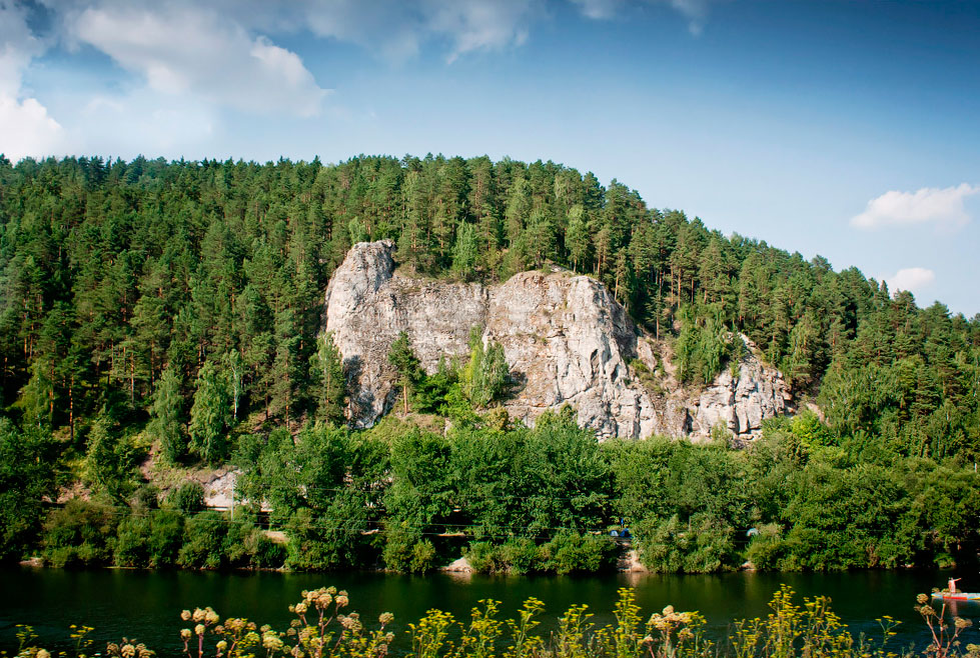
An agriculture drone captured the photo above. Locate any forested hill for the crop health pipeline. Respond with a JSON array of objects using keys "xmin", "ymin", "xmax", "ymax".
[{"xmin": 0, "ymin": 153, "xmax": 978, "ymax": 462}]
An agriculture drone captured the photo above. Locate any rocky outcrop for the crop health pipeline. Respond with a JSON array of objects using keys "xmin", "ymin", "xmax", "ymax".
[
  {"xmin": 323, "ymin": 240, "xmax": 793, "ymax": 441},
  {"xmin": 689, "ymin": 335, "xmax": 792, "ymax": 441}
]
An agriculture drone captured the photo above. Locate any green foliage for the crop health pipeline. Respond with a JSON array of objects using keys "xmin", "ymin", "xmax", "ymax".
[
  {"xmin": 147, "ymin": 366, "xmax": 187, "ymax": 464},
  {"xmin": 149, "ymin": 509, "xmax": 186, "ymax": 568},
  {"xmin": 461, "ymin": 329, "xmax": 510, "ymax": 408},
  {"xmin": 635, "ymin": 513, "xmax": 736, "ymax": 573},
  {"xmin": 178, "ymin": 511, "xmax": 227, "ymax": 569},
  {"xmin": 2, "ymin": 153, "xmax": 980, "ymax": 574},
  {"xmin": 222, "ymin": 517, "xmax": 286, "ymax": 569},
  {"xmin": 114, "ymin": 514, "xmax": 152, "ymax": 567},
  {"xmin": 0, "ymin": 154, "xmax": 977, "ymax": 483},
  {"xmin": 188, "ymin": 360, "xmax": 233, "ymax": 465},
  {"xmin": 674, "ymin": 305, "xmax": 733, "ymax": 386},
  {"xmin": 389, "ymin": 331, "xmax": 422, "ymax": 414},
  {"xmin": 0, "ymin": 418, "xmax": 57, "ymax": 562},
  {"xmin": 310, "ymin": 332, "xmax": 346, "ymax": 425},
  {"xmin": 539, "ymin": 531, "xmax": 618, "ymax": 574},
  {"xmin": 81, "ymin": 413, "xmax": 143, "ymax": 501},
  {"xmin": 382, "ymin": 522, "xmax": 438, "ymax": 573},
  {"xmin": 745, "ymin": 524, "xmax": 789, "ymax": 571},
  {"xmin": 167, "ymin": 481, "xmax": 206, "ymax": 514},
  {"xmin": 42, "ymin": 499, "xmax": 118, "ymax": 568}
]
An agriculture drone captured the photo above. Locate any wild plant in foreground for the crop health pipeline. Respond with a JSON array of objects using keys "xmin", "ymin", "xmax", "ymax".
[
  {"xmin": 8, "ymin": 585, "xmax": 980, "ymax": 658},
  {"xmin": 914, "ymin": 594, "xmax": 975, "ymax": 658},
  {"xmin": 729, "ymin": 585, "xmax": 909, "ymax": 658},
  {"xmin": 178, "ymin": 587, "xmax": 395, "ymax": 658}
]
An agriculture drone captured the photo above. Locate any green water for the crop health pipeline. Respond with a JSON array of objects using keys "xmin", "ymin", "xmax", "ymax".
[{"xmin": 0, "ymin": 567, "xmax": 974, "ymax": 656}]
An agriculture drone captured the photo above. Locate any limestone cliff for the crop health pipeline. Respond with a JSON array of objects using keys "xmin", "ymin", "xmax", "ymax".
[{"xmin": 323, "ymin": 240, "xmax": 793, "ymax": 441}]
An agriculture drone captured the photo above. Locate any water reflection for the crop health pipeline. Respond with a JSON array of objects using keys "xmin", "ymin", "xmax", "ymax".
[{"xmin": 0, "ymin": 567, "xmax": 975, "ymax": 654}]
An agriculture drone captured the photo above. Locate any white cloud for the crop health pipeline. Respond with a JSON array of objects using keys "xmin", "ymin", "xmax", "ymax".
[
  {"xmin": 69, "ymin": 3, "xmax": 327, "ymax": 117},
  {"xmin": 569, "ymin": 0, "xmax": 626, "ymax": 20},
  {"xmin": 293, "ymin": 0, "xmax": 542, "ymax": 64},
  {"xmin": 428, "ymin": 0, "xmax": 539, "ymax": 63},
  {"xmin": 885, "ymin": 267, "xmax": 936, "ymax": 296},
  {"xmin": 73, "ymin": 88, "xmax": 215, "ymax": 157},
  {"xmin": 0, "ymin": 95, "xmax": 65, "ymax": 161},
  {"xmin": 571, "ymin": 0, "xmax": 716, "ymax": 34},
  {"xmin": 851, "ymin": 183, "xmax": 979, "ymax": 231},
  {"xmin": 5, "ymin": 0, "xmax": 549, "ymax": 159},
  {"xmin": 0, "ymin": 0, "xmax": 66, "ymax": 161},
  {"xmin": 669, "ymin": 0, "xmax": 710, "ymax": 35}
]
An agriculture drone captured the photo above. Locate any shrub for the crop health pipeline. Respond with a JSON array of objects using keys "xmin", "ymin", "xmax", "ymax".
[
  {"xmin": 223, "ymin": 519, "xmax": 260, "ymax": 568},
  {"xmin": 636, "ymin": 513, "xmax": 737, "ymax": 573},
  {"xmin": 167, "ymin": 481, "xmax": 206, "ymax": 514},
  {"xmin": 250, "ymin": 532, "xmax": 287, "ymax": 569},
  {"xmin": 42, "ymin": 499, "xmax": 117, "ymax": 568},
  {"xmin": 411, "ymin": 539, "xmax": 437, "ymax": 573},
  {"xmin": 745, "ymin": 524, "xmax": 789, "ymax": 571},
  {"xmin": 178, "ymin": 511, "xmax": 227, "ymax": 569},
  {"xmin": 539, "ymin": 531, "xmax": 616, "ymax": 574},
  {"xmin": 285, "ymin": 508, "xmax": 374, "ymax": 571},
  {"xmin": 495, "ymin": 537, "xmax": 540, "ymax": 574},
  {"xmin": 463, "ymin": 541, "xmax": 498, "ymax": 573},
  {"xmin": 132, "ymin": 484, "xmax": 160, "ymax": 511},
  {"xmin": 381, "ymin": 522, "xmax": 441, "ymax": 573},
  {"xmin": 114, "ymin": 514, "xmax": 152, "ymax": 567},
  {"xmin": 148, "ymin": 509, "xmax": 185, "ymax": 568}
]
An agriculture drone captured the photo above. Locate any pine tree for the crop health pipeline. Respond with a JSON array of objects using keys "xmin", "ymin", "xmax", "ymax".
[
  {"xmin": 188, "ymin": 360, "xmax": 232, "ymax": 465},
  {"xmin": 148, "ymin": 365, "xmax": 186, "ymax": 464},
  {"xmin": 388, "ymin": 332, "xmax": 421, "ymax": 415},
  {"xmin": 451, "ymin": 222, "xmax": 478, "ymax": 280},
  {"xmin": 462, "ymin": 331, "xmax": 510, "ymax": 409},
  {"xmin": 310, "ymin": 332, "xmax": 346, "ymax": 425}
]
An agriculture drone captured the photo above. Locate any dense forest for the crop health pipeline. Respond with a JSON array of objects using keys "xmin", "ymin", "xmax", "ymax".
[{"xmin": 1, "ymin": 153, "xmax": 979, "ymax": 573}]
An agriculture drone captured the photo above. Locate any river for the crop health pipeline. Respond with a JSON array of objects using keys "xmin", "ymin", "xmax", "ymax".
[{"xmin": 1, "ymin": 567, "xmax": 976, "ymax": 656}]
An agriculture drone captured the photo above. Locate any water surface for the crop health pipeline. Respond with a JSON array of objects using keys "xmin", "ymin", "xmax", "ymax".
[{"xmin": 0, "ymin": 568, "xmax": 973, "ymax": 656}]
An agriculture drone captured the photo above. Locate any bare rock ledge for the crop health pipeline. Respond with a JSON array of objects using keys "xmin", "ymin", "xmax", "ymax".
[{"xmin": 323, "ymin": 240, "xmax": 793, "ymax": 441}]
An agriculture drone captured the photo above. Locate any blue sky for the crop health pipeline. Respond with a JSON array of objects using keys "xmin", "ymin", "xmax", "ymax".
[{"xmin": 2, "ymin": 0, "xmax": 978, "ymax": 316}]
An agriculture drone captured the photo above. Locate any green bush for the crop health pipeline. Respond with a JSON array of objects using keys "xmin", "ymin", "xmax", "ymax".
[
  {"xmin": 463, "ymin": 541, "xmax": 498, "ymax": 573},
  {"xmin": 251, "ymin": 533, "xmax": 288, "ymax": 569},
  {"xmin": 167, "ymin": 481, "xmax": 207, "ymax": 514},
  {"xmin": 0, "ymin": 420, "xmax": 56, "ymax": 563},
  {"xmin": 42, "ymin": 499, "xmax": 118, "ymax": 568},
  {"xmin": 636, "ymin": 513, "xmax": 737, "ymax": 573},
  {"xmin": 149, "ymin": 509, "xmax": 186, "ymax": 568},
  {"xmin": 132, "ymin": 484, "xmax": 160, "ymax": 511},
  {"xmin": 178, "ymin": 511, "xmax": 227, "ymax": 569},
  {"xmin": 539, "ymin": 531, "xmax": 617, "ymax": 574},
  {"xmin": 223, "ymin": 519, "xmax": 260, "ymax": 568},
  {"xmin": 285, "ymin": 508, "xmax": 374, "ymax": 571},
  {"xmin": 495, "ymin": 537, "xmax": 539, "ymax": 574},
  {"xmin": 113, "ymin": 514, "xmax": 152, "ymax": 567},
  {"xmin": 411, "ymin": 539, "xmax": 437, "ymax": 573},
  {"xmin": 464, "ymin": 534, "xmax": 614, "ymax": 575},
  {"xmin": 745, "ymin": 524, "xmax": 789, "ymax": 571},
  {"xmin": 381, "ymin": 522, "xmax": 441, "ymax": 573},
  {"xmin": 221, "ymin": 518, "xmax": 287, "ymax": 569}
]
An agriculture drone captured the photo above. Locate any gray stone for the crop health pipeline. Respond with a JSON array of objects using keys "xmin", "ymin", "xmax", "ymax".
[{"xmin": 323, "ymin": 241, "xmax": 793, "ymax": 441}]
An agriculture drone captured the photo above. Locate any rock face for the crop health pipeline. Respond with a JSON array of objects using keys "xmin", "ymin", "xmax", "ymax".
[
  {"xmin": 323, "ymin": 240, "xmax": 793, "ymax": 441},
  {"xmin": 690, "ymin": 337, "xmax": 793, "ymax": 441}
]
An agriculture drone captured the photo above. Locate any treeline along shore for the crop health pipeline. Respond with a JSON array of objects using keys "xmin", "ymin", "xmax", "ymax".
[{"xmin": 1, "ymin": 154, "xmax": 978, "ymax": 573}]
